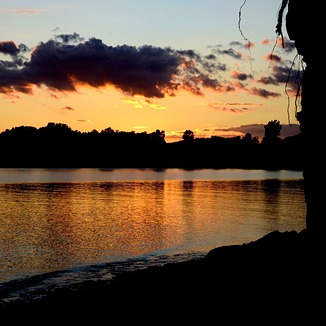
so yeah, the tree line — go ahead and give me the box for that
[0,120,302,170]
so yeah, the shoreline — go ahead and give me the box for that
[1,228,323,321]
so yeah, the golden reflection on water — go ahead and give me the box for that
[0,179,305,282]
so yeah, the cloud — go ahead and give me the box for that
[54,33,84,44]
[75,119,92,123]
[259,62,302,94]
[262,39,271,46]
[248,87,281,99]
[277,37,296,53]
[0,33,295,103]
[256,76,279,86]
[231,70,253,81]
[0,41,20,56]
[122,97,167,110]
[0,5,67,15]
[0,34,233,99]
[0,8,50,15]
[216,123,300,139]
[62,106,74,111]
[266,53,282,63]
[208,102,252,113]
[165,122,301,142]
[213,47,243,59]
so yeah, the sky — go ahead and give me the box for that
[0,0,302,142]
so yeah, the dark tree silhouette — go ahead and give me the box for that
[0,121,302,169]
[150,129,166,144]
[241,132,259,146]
[277,0,324,237]
[264,120,282,139]
[261,120,282,146]
[182,130,195,142]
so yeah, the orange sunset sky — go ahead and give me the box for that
[0,0,302,142]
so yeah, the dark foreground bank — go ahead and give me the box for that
[1,229,324,322]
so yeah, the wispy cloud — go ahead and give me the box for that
[122,97,167,110]
[207,102,252,113]
[75,119,92,124]
[0,5,67,15]
[62,106,74,111]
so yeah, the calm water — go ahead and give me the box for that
[0,168,305,303]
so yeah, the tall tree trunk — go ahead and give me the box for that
[299,62,325,237]
[278,0,324,238]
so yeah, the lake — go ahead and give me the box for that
[0,168,305,303]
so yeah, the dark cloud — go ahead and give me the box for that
[62,106,74,111]
[259,63,302,93]
[266,53,282,63]
[54,33,85,44]
[214,47,243,59]
[231,70,253,81]
[0,34,231,98]
[281,38,296,53]
[256,76,279,86]
[280,123,301,137]
[249,87,281,99]
[76,119,90,123]
[217,123,300,139]
[208,102,249,113]
[0,41,20,56]
[0,34,298,101]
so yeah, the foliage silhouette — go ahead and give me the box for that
[0,121,302,170]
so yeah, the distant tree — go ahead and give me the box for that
[264,120,282,138]
[150,129,166,144]
[38,122,74,141]
[182,130,195,142]
[261,120,282,145]
[5,126,38,139]
[44,122,72,131]
[241,132,259,145]
[101,127,115,134]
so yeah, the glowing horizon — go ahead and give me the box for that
[0,0,302,143]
